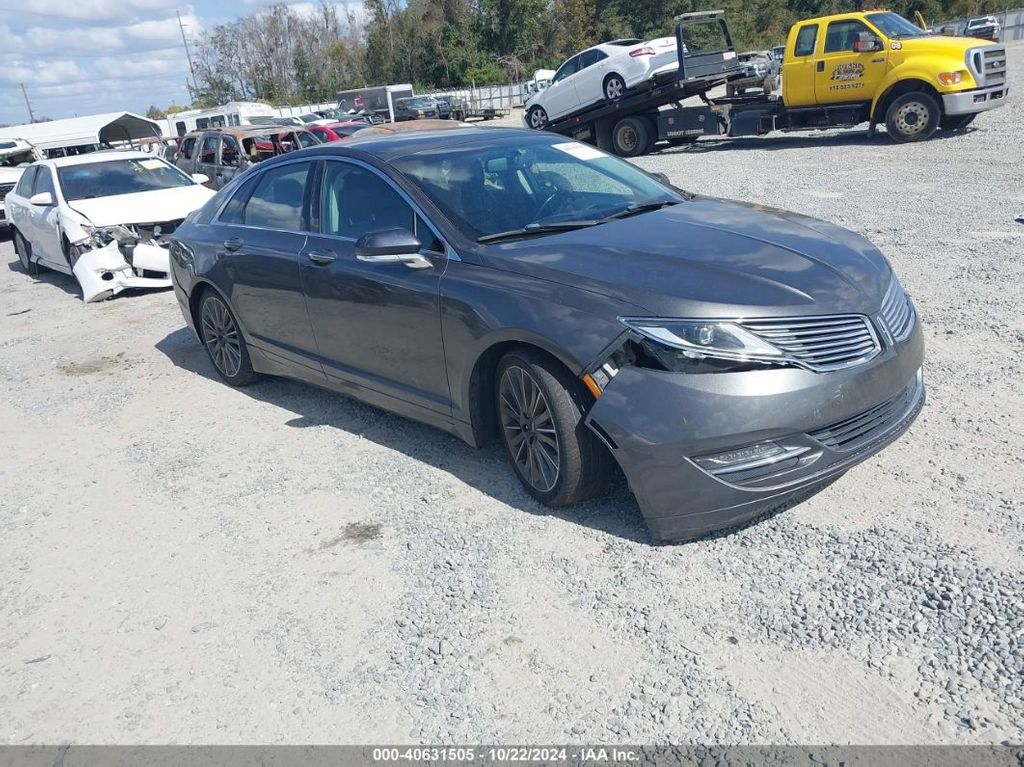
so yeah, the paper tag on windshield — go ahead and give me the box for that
[552,142,605,161]
[138,159,164,170]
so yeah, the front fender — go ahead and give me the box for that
[870,61,979,116]
[439,260,639,428]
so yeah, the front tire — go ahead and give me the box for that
[496,349,610,507]
[940,113,976,131]
[885,91,940,143]
[527,105,548,129]
[198,290,260,386]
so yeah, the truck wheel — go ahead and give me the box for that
[527,105,548,129]
[611,117,651,157]
[940,113,976,131]
[603,74,626,102]
[885,91,940,143]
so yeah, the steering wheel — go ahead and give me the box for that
[535,191,573,222]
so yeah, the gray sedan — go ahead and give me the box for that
[168,128,923,542]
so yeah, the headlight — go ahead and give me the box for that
[937,70,963,86]
[82,224,139,247]
[620,317,785,372]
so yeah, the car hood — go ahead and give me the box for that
[66,184,214,226]
[0,167,25,184]
[474,197,893,318]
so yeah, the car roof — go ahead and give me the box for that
[43,150,155,168]
[258,126,544,165]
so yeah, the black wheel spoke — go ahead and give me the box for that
[202,298,242,377]
[499,364,560,494]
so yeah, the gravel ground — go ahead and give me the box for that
[1,46,1022,745]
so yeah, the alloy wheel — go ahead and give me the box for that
[499,365,560,493]
[605,76,625,101]
[529,107,548,129]
[201,296,242,378]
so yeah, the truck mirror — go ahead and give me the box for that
[853,32,882,53]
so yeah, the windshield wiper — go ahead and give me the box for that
[477,220,601,244]
[604,199,682,221]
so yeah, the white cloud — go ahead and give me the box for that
[18,0,182,24]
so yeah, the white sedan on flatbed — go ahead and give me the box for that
[4,151,214,302]
[524,36,680,128]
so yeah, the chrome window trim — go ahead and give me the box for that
[315,156,457,261]
[211,157,315,236]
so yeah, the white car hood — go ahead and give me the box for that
[66,184,214,226]
[0,167,25,185]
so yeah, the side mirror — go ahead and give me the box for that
[29,191,54,206]
[355,228,432,269]
[191,173,210,185]
[853,32,883,53]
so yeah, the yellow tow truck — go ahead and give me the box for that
[539,9,1009,154]
[775,10,1009,140]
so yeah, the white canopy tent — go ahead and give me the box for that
[0,112,163,154]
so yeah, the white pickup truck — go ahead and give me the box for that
[1,139,43,230]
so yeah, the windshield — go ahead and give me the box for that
[400,98,434,109]
[392,138,682,241]
[866,12,926,38]
[57,158,195,201]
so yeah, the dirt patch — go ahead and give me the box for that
[308,522,383,553]
[58,352,134,377]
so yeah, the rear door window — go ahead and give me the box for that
[15,166,38,197]
[221,135,240,167]
[794,25,818,56]
[242,162,311,231]
[179,137,197,160]
[579,49,608,70]
[200,135,218,164]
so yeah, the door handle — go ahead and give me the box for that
[307,249,337,265]
[816,61,825,72]
[222,237,243,252]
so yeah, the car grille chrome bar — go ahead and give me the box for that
[810,371,923,452]
[974,47,1006,87]
[740,315,880,371]
[879,277,915,343]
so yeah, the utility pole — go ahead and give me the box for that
[177,10,198,101]
[20,83,36,123]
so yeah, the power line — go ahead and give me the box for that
[20,83,36,122]
[177,9,198,101]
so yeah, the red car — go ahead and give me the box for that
[307,121,370,143]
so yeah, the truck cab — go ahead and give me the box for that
[780,11,1008,141]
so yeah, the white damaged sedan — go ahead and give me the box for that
[5,151,214,302]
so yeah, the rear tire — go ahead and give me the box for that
[603,73,627,102]
[527,105,548,130]
[198,289,260,387]
[495,348,610,507]
[885,91,940,143]
[940,113,976,131]
[611,116,651,157]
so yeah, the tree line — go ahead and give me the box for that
[153,0,1002,112]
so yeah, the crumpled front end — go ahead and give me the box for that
[583,312,925,543]
[70,222,178,302]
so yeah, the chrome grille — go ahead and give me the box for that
[740,315,880,371]
[880,277,915,342]
[810,372,923,452]
[975,47,1006,87]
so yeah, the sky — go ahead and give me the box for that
[0,0,363,127]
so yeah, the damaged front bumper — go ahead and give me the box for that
[72,240,171,303]
[585,322,925,542]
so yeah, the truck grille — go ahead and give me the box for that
[974,47,1006,87]
[880,277,915,342]
[810,371,923,452]
[740,315,880,371]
